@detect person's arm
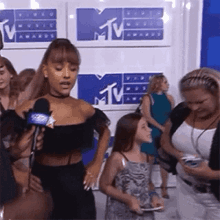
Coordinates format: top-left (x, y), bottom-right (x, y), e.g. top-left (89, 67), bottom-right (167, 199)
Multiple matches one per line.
top-left (8, 125), bottom-right (45, 194)
top-left (160, 119), bottom-right (183, 160)
top-left (9, 99), bottom-right (36, 161)
top-left (145, 154), bottom-right (164, 210)
top-left (100, 152), bottom-right (143, 215)
top-left (8, 126), bottom-right (44, 161)
top-left (181, 160), bottom-right (220, 180)
top-left (210, 170), bottom-right (220, 180)
top-left (84, 124), bottom-right (110, 190)
top-left (8, 101), bottom-right (45, 193)
top-left (150, 195), bottom-right (164, 210)
top-left (142, 95), bottom-right (165, 132)
top-left (161, 117), bottom-right (220, 180)
top-left (80, 101), bottom-right (110, 190)
top-left (146, 154), bottom-right (155, 190)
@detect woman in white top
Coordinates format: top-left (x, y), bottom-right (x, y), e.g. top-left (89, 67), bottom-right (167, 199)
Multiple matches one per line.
top-left (161, 67), bottom-right (220, 220)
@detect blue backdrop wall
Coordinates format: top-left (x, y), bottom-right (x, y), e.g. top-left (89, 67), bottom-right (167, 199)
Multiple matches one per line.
top-left (201, 0), bottom-right (220, 70)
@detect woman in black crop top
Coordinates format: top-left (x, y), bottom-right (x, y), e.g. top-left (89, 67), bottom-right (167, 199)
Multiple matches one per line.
top-left (15, 38), bottom-right (110, 219)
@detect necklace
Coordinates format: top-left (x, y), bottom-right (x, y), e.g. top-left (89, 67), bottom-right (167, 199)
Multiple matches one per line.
top-left (191, 113), bottom-right (219, 159)
top-left (49, 92), bottom-right (68, 99)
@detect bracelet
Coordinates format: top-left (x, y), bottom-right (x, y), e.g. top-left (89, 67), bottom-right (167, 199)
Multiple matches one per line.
top-left (149, 191), bottom-right (159, 198)
top-left (0, 205), bottom-right (4, 220)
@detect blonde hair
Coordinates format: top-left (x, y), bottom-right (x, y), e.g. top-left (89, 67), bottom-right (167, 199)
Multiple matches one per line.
top-left (147, 74), bottom-right (165, 94)
top-left (180, 67), bottom-right (220, 97)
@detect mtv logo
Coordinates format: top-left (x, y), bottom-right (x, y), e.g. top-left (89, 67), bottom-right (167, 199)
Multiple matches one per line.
top-left (94, 96), bottom-right (106, 105)
top-left (0, 10), bottom-right (15, 42)
top-left (77, 8), bottom-right (123, 41)
top-left (78, 74), bottom-right (123, 105)
top-left (78, 72), bottom-right (162, 106)
top-left (77, 7), bottom-right (164, 42)
top-left (94, 32), bottom-right (106, 41)
top-left (0, 9), bottom-right (57, 44)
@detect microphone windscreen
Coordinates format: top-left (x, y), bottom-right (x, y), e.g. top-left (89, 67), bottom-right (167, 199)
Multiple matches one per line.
top-left (27, 98), bottom-right (50, 126)
top-left (33, 98), bottom-right (50, 114)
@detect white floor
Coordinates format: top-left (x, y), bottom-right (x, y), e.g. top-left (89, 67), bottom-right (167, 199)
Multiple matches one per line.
top-left (93, 164), bottom-right (180, 220)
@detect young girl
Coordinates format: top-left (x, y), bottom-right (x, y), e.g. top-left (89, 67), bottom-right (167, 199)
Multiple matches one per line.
top-left (100, 113), bottom-right (164, 220)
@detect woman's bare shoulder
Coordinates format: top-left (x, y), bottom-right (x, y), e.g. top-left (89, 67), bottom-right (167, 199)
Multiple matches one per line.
top-left (110, 151), bottom-right (123, 161)
top-left (142, 94), bottom-right (151, 106)
top-left (142, 93), bottom-right (151, 102)
top-left (77, 99), bottom-right (95, 118)
top-left (107, 152), bottom-right (124, 169)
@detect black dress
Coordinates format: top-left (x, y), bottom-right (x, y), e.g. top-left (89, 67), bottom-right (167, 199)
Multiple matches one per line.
top-left (1, 108), bottom-right (110, 219)
top-left (0, 104), bottom-right (17, 206)
top-left (0, 140), bottom-right (17, 206)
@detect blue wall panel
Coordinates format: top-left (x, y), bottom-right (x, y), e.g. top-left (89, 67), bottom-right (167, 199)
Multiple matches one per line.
top-left (201, 0), bottom-right (220, 70)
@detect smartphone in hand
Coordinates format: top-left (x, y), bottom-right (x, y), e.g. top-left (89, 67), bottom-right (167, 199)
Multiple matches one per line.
top-left (181, 155), bottom-right (203, 168)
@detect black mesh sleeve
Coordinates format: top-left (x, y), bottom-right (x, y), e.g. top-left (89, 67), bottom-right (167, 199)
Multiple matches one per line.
top-left (89, 108), bottom-right (110, 134)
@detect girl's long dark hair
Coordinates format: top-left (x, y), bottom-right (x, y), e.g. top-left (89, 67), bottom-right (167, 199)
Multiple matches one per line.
top-left (112, 113), bottom-right (142, 153)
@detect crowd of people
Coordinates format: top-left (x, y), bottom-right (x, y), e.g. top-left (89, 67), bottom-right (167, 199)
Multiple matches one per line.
top-left (0, 34), bottom-right (219, 220)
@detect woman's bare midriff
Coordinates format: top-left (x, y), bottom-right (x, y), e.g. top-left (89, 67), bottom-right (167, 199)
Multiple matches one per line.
top-left (35, 149), bottom-right (82, 166)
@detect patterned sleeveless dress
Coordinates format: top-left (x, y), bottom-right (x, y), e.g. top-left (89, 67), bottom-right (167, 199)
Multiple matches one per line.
top-left (105, 153), bottom-right (155, 220)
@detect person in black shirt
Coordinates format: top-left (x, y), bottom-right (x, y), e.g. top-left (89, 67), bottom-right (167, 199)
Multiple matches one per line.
top-left (0, 113), bottom-right (51, 219)
top-left (0, 30), bottom-right (52, 219)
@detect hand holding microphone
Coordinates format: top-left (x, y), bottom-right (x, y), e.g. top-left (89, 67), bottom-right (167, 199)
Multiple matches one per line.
top-left (8, 98), bottom-right (50, 161)
top-left (26, 98), bottom-right (50, 168)
top-left (11, 126), bottom-right (45, 160)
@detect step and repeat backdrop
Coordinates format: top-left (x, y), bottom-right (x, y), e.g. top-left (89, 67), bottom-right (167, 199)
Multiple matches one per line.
top-left (0, 0), bottom-right (175, 189)
top-left (201, 0), bottom-right (220, 71)
top-left (67, 0), bottom-right (173, 189)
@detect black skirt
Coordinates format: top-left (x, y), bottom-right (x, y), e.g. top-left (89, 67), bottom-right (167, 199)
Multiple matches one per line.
top-left (32, 160), bottom-right (96, 220)
top-left (0, 141), bottom-right (17, 205)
